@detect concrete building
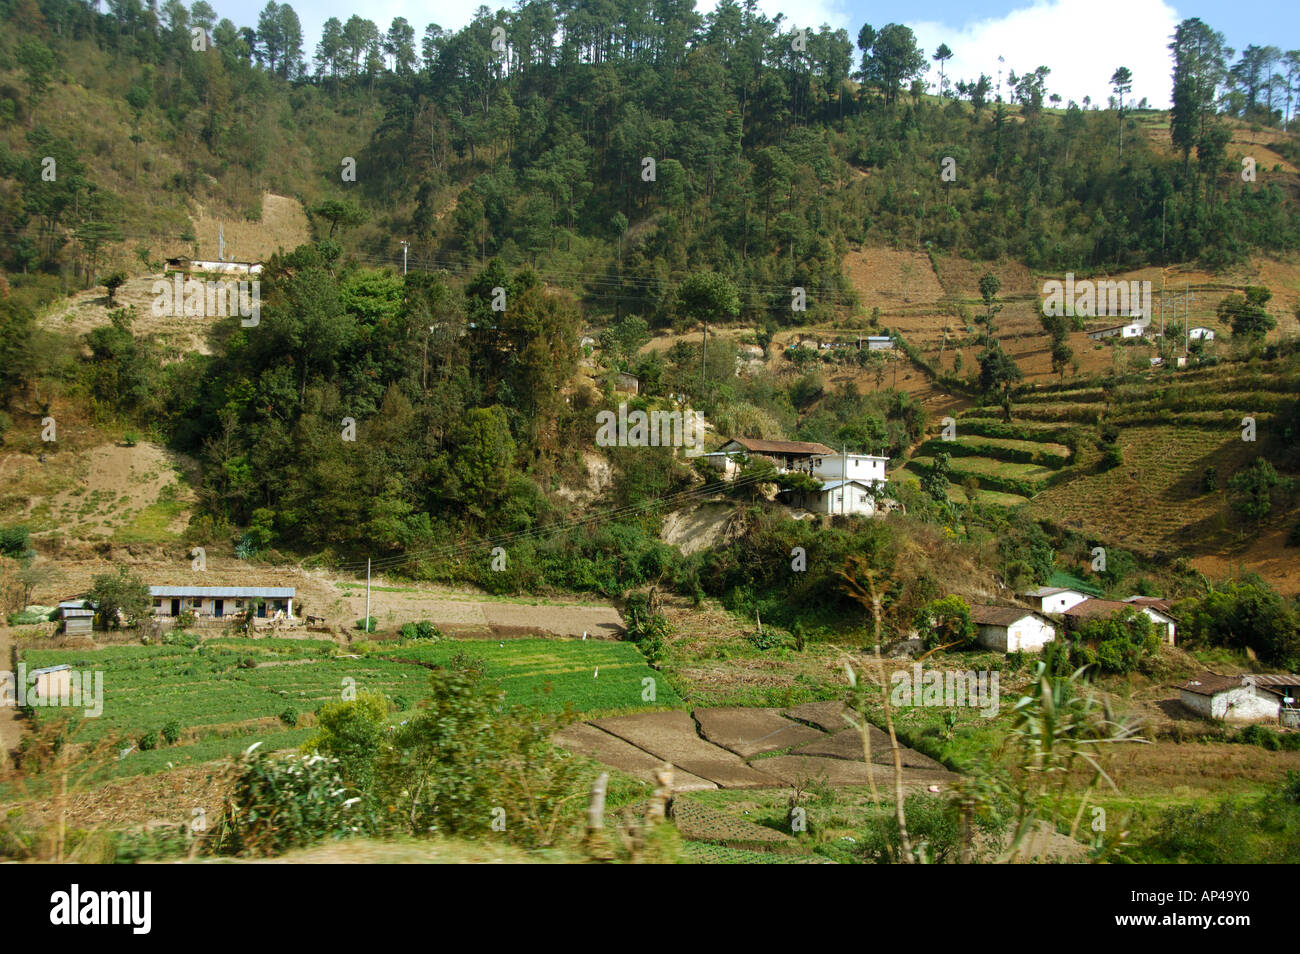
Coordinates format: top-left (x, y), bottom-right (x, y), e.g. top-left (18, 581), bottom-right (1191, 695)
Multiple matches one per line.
top-left (1063, 597), bottom-right (1177, 644)
top-left (969, 605), bottom-right (1058, 653)
top-left (1179, 674), bottom-right (1300, 724)
top-left (150, 585), bottom-right (294, 620)
top-left (1122, 596), bottom-right (1178, 643)
top-left (1085, 320), bottom-right (1146, 340)
top-left (707, 438), bottom-right (836, 473)
top-left (793, 478), bottom-right (882, 516)
top-left (1023, 586), bottom-right (1091, 614)
top-left (164, 258), bottom-right (263, 276)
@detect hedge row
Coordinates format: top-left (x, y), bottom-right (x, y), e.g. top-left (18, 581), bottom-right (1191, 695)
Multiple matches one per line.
top-left (955, 417), bottom-right (1083, 447)
top-left (908, 455), bottom-right (1076, 498)
top-left (918, 437), bottom-right (1071, 469)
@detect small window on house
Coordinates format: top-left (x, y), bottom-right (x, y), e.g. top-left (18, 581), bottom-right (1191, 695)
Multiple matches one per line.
top-left (235, 600), bottom-right (244, 609)
top-left (153, 599), bottom-right (161, 607)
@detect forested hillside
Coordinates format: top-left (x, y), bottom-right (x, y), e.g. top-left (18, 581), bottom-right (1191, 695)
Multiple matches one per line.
top-left (1, 0), bottom-right (1299, 601)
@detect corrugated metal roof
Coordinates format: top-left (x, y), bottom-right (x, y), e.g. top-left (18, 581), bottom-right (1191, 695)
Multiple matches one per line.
top-left (1249, 674), bottom-right (1300, 688)
top-left (149, 586), bottom-right (294, 598)
top-left (59, 608), bottom-right (94, 617)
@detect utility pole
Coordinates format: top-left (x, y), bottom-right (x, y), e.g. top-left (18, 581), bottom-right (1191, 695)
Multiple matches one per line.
top-left (1160, 272), bottom-right (1166, 340)
top-left (423, 325), bottom-right (435, 391)
top-left (365, 557), bottom-right (371, 633)
top-left (701, 320), bottom-right (708, 395)
top-left (400, 240), bottom-right (409, 275)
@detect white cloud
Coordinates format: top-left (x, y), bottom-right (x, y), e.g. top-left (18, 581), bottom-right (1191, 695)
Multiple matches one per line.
top-left (907, 0), bottom-right (1180, 108)
top-left (693, 0), bottom-right (855, 32)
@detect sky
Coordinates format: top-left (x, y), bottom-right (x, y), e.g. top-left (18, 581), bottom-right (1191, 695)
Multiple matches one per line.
top-left (206, 0), bottom-right (1298, 109)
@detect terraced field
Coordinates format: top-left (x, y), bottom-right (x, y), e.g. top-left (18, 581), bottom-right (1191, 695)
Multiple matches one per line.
top-left (903, 359), bottom-right (1297, 527)
top-left (1026, 424), bottom-right (1260, 554)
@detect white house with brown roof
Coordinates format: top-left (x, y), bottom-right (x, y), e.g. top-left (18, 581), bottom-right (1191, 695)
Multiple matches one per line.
top-left (969, 604), bottom-right (1057, 653)
top-left (1179, 674), bottom-right (1300, 724)
top-left (1023, 586), bottom-right (1091, 614)
top-left (706, 437), bottom-right (837, 473)
top-left (1123, 596), bottom-right (1178, 643)
top-left (1063, 597), bottom-right (1177, 644)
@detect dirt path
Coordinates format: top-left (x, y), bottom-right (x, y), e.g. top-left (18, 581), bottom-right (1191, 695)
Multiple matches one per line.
top-left (0, 626), bottom-right (25, 765)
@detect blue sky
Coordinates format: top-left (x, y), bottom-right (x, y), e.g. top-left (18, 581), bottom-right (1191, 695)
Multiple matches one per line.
top-left (207, 0), bottom-right (1298, 108)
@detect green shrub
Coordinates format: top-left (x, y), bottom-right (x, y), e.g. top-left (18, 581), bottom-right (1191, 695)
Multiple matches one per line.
top-left (914, 595), bottom-right (976, 650)
top-left (137, 731), bottom-right (158, 751)
top-left (747, 629), bottom-right (785, 650)
top-left (0, 525), bottom-right (33, 559)
top-left (161, 719), bottom-right (182, 745)
top-left (279, 708), bottom-right (298, 727)
top-left (304, 691), bottom-right (390, 792)
top-left (223, 750), bottom-right (375, 856)
top-left (399, 620), bottom-right (443, 640)
top-left (355, 617), bottom-right (378, 633)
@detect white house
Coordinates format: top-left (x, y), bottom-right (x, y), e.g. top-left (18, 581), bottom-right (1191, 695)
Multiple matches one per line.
top-left (791, 451), bottom-right (889, 516)
top-left (1179, 674), bottom-right (1300, 724)
top-left (1086, 320), bottom-right (1147, 340)
top-left (1023, 586), bottom-right (1091, 614)
top-left (808, 452), bottom-right (888, 485)
top-left (864, 335), bottom-right (895, 351)
top-left (705, 438), bottom-right (836, 474)
top-left (165, 258), bottom-right (263, 276)
top-left (1064, 597), bottom-right (1176, 644)
top-left (1188, 326), bottom-right (1215, 341)
top-left (150, 585), bottom-right (294, 620)
top-left (1122, 596), bottom-right (1178, 643)
top-left (969, 604), bottom-right (1057, 653)
top-left (795, 478), bottom-right (882, 516)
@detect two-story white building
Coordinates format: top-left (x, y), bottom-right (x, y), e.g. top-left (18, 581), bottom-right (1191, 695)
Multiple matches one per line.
top-left (704, 438), bottom-right (890, 516)
top-left (794, 451), bottom-right (890, 516)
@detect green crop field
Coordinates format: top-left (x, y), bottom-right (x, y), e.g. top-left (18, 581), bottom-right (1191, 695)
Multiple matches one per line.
top-left (364, 638), bottom-right (684, 713)
top-left (15, 636), bottom-right (676, 780)
top-left (911, 455), bottom-right (1056, 483)
top-left (19, 642), bottom-right (423, 742)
